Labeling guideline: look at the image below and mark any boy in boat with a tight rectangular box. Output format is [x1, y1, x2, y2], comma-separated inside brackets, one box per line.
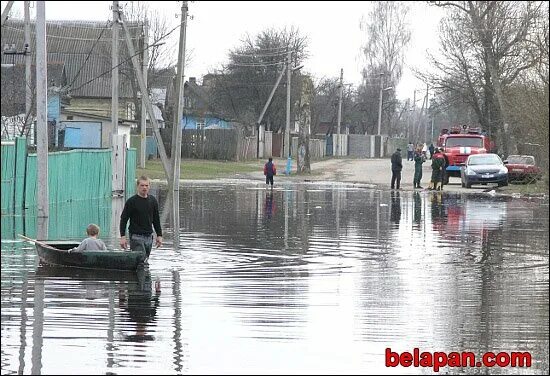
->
[69, 223, 107, 252]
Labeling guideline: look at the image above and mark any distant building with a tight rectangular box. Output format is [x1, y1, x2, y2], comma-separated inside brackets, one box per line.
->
[182, 76, 232, 130]
[1, 19, 146, 147]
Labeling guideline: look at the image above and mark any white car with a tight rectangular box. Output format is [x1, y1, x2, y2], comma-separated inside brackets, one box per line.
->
[460, 153, 509, 188]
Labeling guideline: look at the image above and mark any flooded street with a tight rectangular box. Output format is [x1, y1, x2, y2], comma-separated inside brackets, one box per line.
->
[1, 182, 549, 374]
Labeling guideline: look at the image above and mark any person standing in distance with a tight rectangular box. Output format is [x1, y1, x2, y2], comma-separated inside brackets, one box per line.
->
[264, 157, 277, 190]
[390, 148, 403, 190]
[120, 176, 163, 259]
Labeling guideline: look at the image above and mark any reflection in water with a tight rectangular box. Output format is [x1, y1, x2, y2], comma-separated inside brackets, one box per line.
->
[264, 191, 276, 219]
[1, 198, 112, 241]
[1, 186, 548, 374]
[119, 266, 161, 343]
[390, 190, 401, 224]
[413, 191, 422, 225]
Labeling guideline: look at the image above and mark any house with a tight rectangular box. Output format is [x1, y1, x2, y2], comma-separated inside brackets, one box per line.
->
[1, 19, 146, 147]
[313, 94, 339, 135]
[58, 110, 132, 149]
[182, 77, 232, 130]
[1, 61, 67, 144]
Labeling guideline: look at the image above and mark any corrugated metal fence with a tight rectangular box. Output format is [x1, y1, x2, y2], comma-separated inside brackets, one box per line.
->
[1, 137, 137, 214]
[25, 149, 112, 207]
[1, 138, 27, 214]
[125, 147, 137, 196]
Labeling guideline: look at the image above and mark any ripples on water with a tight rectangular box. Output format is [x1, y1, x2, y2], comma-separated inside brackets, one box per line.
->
[1, 183, 548, 374]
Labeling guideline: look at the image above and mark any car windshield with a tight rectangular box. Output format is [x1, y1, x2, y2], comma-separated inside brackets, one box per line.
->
[468, 154, 501, 166]
[507, 156, 534, 165]
[446, 137, 483, 148]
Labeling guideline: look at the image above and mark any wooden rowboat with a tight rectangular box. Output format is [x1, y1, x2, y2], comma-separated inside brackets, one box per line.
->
[20, 235, 145, 271]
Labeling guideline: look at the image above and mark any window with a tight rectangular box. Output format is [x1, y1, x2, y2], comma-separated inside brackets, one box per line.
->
[446, 137, 483, 148]
[126, 102, 136, 120]
[196, 121, 205, 130]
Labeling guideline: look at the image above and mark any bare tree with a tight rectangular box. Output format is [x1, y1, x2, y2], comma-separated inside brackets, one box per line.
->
[118, 2, 180, 125]
[207, 27, 309, 133]
[358, 1, 411, 135]
[427, 1, 546, 156]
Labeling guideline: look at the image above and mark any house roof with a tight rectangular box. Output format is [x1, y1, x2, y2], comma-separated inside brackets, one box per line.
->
[62, 109, 136, 125]
[1, 19, 145, 98]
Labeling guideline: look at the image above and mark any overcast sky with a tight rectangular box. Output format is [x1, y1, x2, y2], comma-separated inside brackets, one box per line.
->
[2, 1, 446, 100]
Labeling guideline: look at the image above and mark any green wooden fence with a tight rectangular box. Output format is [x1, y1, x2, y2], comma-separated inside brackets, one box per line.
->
[25, 149, 112, 207]
[1, 137, 137, 213]
[126, 148, 137, 198]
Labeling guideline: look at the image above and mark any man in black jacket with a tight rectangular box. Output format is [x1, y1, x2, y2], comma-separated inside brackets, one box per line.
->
[120, 176, 163, 259]
[390, 148, 403, 189]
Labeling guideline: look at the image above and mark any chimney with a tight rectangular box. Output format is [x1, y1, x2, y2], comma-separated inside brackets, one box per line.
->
[189, 77, 196, 84]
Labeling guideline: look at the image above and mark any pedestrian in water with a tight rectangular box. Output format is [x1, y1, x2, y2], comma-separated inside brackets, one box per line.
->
[390, 148, 403, 190]
[413, 146, 425, 189]
[120, 176, 163, 261]
[263, 157, 277, 190]
[429, 148, 445, 190]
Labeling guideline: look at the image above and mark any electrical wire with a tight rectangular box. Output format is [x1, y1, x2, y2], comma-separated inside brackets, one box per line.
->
[64, 20, 111, 91]
[228, 61, 286, 67]
[68, 21, 181, 94]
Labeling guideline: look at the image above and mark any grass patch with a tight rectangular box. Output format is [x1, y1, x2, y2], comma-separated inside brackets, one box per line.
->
[137, 159, 262, 180]
[501, 178, 549, 196]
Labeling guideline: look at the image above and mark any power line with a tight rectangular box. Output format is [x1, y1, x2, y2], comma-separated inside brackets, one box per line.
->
[2, 24, 143, 41]
[68, 21, 181, 94]
[228, 61, 285, 67]
[230, 49, 296, 58]
[64, 20, 111, 90]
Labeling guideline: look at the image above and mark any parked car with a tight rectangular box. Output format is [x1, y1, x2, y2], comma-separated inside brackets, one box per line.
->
[461, 153, 508, 188]
[504, 155, 542, 182]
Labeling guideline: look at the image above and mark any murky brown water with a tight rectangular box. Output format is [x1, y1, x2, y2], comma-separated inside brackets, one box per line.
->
[1, 182, 549, 374]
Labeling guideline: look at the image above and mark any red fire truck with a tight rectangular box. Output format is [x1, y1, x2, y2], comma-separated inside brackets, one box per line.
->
[437, 125, 496, 184]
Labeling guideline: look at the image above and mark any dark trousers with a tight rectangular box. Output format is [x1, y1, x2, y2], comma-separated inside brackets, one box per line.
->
[130, 233, 153, 258]
[407, 151, 413, 161]
[391, 170, 401, 189]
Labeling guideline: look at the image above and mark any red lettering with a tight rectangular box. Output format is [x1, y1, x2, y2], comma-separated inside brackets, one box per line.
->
[496, 352, 509, 367]
[433, 352, 447, 372]
[385, 348, 399, 367]
[385, 349, 532, 370]
[400, 352, 412, 367]
[510, 352, 532, 367]
[484, 352, 496, 367]
[461, 352, 476, 367]
[447, 352, 461, 367]
[419, 352, 432, 368]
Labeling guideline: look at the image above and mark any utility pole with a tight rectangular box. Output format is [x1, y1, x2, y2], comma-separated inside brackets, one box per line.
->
[171, 1, 188, 194]
[140, 19, 149, 168]
[406, 98, 410, 141]
[284, 50, 291, 159]
[120, 12, 172, 182]
[24, 1, 32, 132]
[336, 68, 343, 157]
[376, 72, 384, 135]
[111, 1, 119, 145]
[424, 83, 429, 142]
[111, 1, 125, 195]
[412, 89, 416, 141]
[36, 0, 48, 238]
[257, 64, 286, 157]
[1, 0, 14, 26]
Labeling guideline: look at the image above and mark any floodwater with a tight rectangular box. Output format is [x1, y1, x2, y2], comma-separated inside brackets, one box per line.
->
[1, 182, 548, 374]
